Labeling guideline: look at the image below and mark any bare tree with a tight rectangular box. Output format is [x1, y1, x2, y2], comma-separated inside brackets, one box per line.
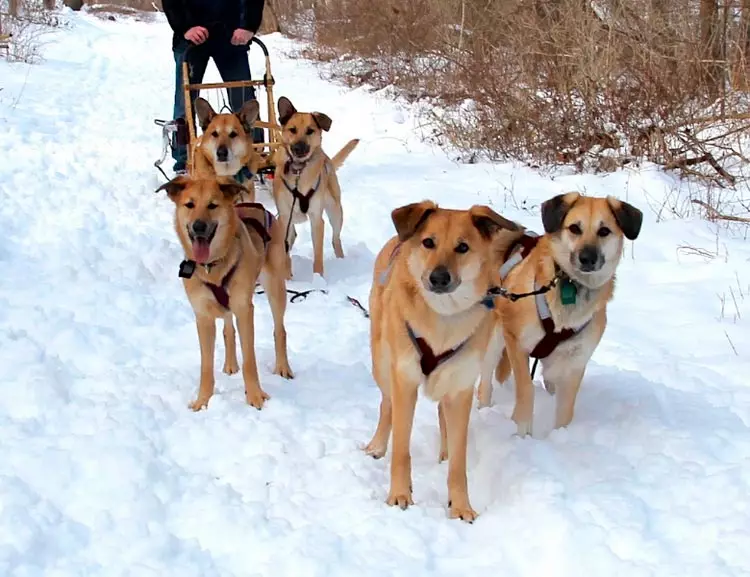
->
[700, 0, 723, 93]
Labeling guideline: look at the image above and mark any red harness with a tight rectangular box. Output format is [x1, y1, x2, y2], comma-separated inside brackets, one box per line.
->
[500, 234, 585, 359]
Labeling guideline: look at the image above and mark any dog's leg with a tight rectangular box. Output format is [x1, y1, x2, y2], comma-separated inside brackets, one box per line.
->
[386, 367, 419, 509]
[324, 190, 345, 259]
[443, 388, 477, 522]
[365, 304, 391, 459]
[477, 328, 505, 408]
[311, 214, 325, 277]
[495, 349, 512, 385]
[438, 400, 448, 462]
[222, 315, 239, 375]
[259, 269, 294, 379]
[365, 390, 392, 459]
[190, 315, 217, 411]
[554, 365, 586, 429]
[234, 302, 270, 410]
[505, 334, 535, 436]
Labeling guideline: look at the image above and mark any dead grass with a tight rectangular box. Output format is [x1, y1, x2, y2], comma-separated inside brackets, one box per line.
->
[271, 0, 750, 222]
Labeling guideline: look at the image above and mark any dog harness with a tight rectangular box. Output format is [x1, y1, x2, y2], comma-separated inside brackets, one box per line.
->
[178, 204, 275, 311]
[379, 242, 494, 378]
[281, 159, 327, 214]
[498, 231, 590, 359]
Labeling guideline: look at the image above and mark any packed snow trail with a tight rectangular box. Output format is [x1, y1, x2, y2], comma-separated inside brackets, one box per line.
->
[1, 11, 749, 577]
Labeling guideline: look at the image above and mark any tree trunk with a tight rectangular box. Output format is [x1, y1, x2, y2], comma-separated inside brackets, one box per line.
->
[9, 0, 19, 17]
[732, 0, 750, 89]
[43, 0, 56, 9]
[700, 0, 723, 94]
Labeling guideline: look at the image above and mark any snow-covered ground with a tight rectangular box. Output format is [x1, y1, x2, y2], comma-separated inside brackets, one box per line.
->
[1, 9, 749, 577]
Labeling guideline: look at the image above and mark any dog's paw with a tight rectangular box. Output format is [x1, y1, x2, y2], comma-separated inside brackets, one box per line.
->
[273, 362, 294, 379]
[438, 447, 448, 463]
[512, 418, 533, 437]
[189, 397, 211, 411]
[476, 388, 492, 409]
[245, 387, 270, 410]
[542, 379, 556, 395]
[223, 359, 240, 375]
[364, 441, 387, 459]
[386, 491, 413, 510]
[448, 500, 478, 523]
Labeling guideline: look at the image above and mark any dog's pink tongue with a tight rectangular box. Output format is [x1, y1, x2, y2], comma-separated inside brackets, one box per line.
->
[192, 239, 211, 264]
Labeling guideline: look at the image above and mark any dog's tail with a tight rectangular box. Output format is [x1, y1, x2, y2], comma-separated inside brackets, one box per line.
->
[331, 138, 360, 170]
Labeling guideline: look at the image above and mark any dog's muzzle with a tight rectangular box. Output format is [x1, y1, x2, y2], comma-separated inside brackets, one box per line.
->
[216, 145, 229, 162]
[426, 265, 459, 294]
[290, 141, 310, 159]
[188, 219, 217, 242]
[576, 245, 603, 273]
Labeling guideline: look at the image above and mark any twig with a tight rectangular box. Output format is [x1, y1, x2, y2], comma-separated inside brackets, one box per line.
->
[690, 199, 750, 223]
[724, 330, 739, 356]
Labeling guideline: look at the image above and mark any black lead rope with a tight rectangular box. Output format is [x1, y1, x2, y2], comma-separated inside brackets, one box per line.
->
[283, 194, 297, 253]
[253, 284, 328, 303]
[487, 272, 562, 302]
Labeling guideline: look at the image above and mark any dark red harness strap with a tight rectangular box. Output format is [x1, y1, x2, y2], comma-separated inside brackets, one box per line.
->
[235, 202, 273, 249]
[503, 233, 540, 262]
[406, 323, 466, 377]
[530, 318, 577, 359]
[204, 261, 238, 310]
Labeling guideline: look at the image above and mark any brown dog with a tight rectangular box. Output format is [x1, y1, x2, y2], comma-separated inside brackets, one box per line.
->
[477, 193, 643, 435]
[194, 97, 263, 203]
[365, 200, 520, 522]
[155, 174, 294, 411]
[272, 96, 360, 279]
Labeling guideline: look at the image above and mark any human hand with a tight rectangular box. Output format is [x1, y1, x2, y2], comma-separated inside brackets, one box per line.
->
[231, 28, 254, 45]
[184, 26, 209, 44]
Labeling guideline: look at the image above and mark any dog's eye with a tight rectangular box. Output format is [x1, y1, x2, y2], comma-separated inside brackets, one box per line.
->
[422, 238, 435, 249]
[211, 131, 219, 138]
[289, 127, 297, 134]
[184, 201, 195, 209]
[568, 224, 583, 235]
[306, 127, 314, 136]
[228, 131, 237, 139]
[455, 242, 469, 254]
[207, 202, 218, 210]
[597, 227, 611, 237]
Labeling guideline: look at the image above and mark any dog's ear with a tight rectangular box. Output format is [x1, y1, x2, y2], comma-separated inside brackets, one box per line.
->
[155, 175, 190, 201]
[195, 98, 216, 133]
[278, 96, 297, 126]
[541, 192, 580, 234]
[217, 180, 247, 200]
[237, 99, 260, 135]
[607, 196, 643, 240]
[311, 112, 332, 132]
[392, 200, 438, 242]
[470, 205, 520, 239]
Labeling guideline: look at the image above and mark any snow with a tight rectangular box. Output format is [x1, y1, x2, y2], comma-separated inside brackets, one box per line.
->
[1, 8, 750, 577]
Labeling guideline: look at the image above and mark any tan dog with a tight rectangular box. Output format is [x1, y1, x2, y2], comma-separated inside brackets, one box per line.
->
[477, 193, 643, 435]
[155, 174, 294, 412]
[194, 97, 263, 203]
[272, 96, 360, 279]
[365, 200, 520, 522]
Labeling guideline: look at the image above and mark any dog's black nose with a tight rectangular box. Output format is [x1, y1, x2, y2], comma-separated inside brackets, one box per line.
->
[429, 266, 452, 291]
[192, 219, 208, 235]
[578, 246, 599, 271]
[291, 141, 309, 157]
[216, 145, 229, 162]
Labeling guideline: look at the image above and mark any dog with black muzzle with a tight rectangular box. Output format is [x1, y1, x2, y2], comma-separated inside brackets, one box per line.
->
[364, 200, 521, 522]
[156, 174, 294, 412]
[476, 192, 643, 436]
[194, 97, 263, 203]
[271, 96, 360, 279]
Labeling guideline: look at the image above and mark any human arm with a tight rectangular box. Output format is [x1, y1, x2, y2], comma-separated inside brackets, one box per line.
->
[232, 0, 265, 44]
[163, 0, 208, 44]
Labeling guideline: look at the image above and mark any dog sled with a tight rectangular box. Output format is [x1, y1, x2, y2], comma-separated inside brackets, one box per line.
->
[154, 36, 283, 182]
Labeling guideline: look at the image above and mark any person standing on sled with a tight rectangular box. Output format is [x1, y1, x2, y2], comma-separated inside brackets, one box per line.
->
[163, 0, 266, 179]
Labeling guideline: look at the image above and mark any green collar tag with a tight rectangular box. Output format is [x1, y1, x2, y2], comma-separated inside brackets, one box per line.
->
[560, 278, 577, 305]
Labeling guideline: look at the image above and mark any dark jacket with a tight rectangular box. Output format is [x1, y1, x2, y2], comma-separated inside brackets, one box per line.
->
[163, 0, 265, 48]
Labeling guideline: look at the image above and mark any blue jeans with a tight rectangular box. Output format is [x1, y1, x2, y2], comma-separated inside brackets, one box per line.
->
[172, 40, 264, 173]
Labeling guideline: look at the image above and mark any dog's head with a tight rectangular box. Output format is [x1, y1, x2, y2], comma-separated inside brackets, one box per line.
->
[391, 200, 520, 316]
[195, 98, 259, 176]
[541, 192, 643, 288]
[277, 96, 331, 163]
[156, 175, 247, 265]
